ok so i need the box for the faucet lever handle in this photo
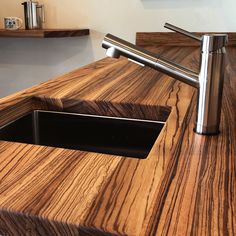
[164,23,202,42]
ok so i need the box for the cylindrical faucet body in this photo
[195,35,227,134]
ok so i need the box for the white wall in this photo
[0,0,235,97]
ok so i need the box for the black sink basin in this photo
[0,110,165,158]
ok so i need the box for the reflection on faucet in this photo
[102,23,228,135]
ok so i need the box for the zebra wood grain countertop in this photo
[0,46,235,236]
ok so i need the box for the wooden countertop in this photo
[0,45,235,235]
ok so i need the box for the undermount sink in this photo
[0,110,165,158]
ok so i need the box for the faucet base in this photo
[194,124,220,135]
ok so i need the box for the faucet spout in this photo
[102,34,199,88]
[102,24,228,135]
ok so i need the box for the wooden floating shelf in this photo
[0,28,89,38]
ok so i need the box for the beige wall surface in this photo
[0,0,235,97]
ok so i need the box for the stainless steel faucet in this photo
[102,23,228,135]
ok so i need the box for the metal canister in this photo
[22,1,45,29]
